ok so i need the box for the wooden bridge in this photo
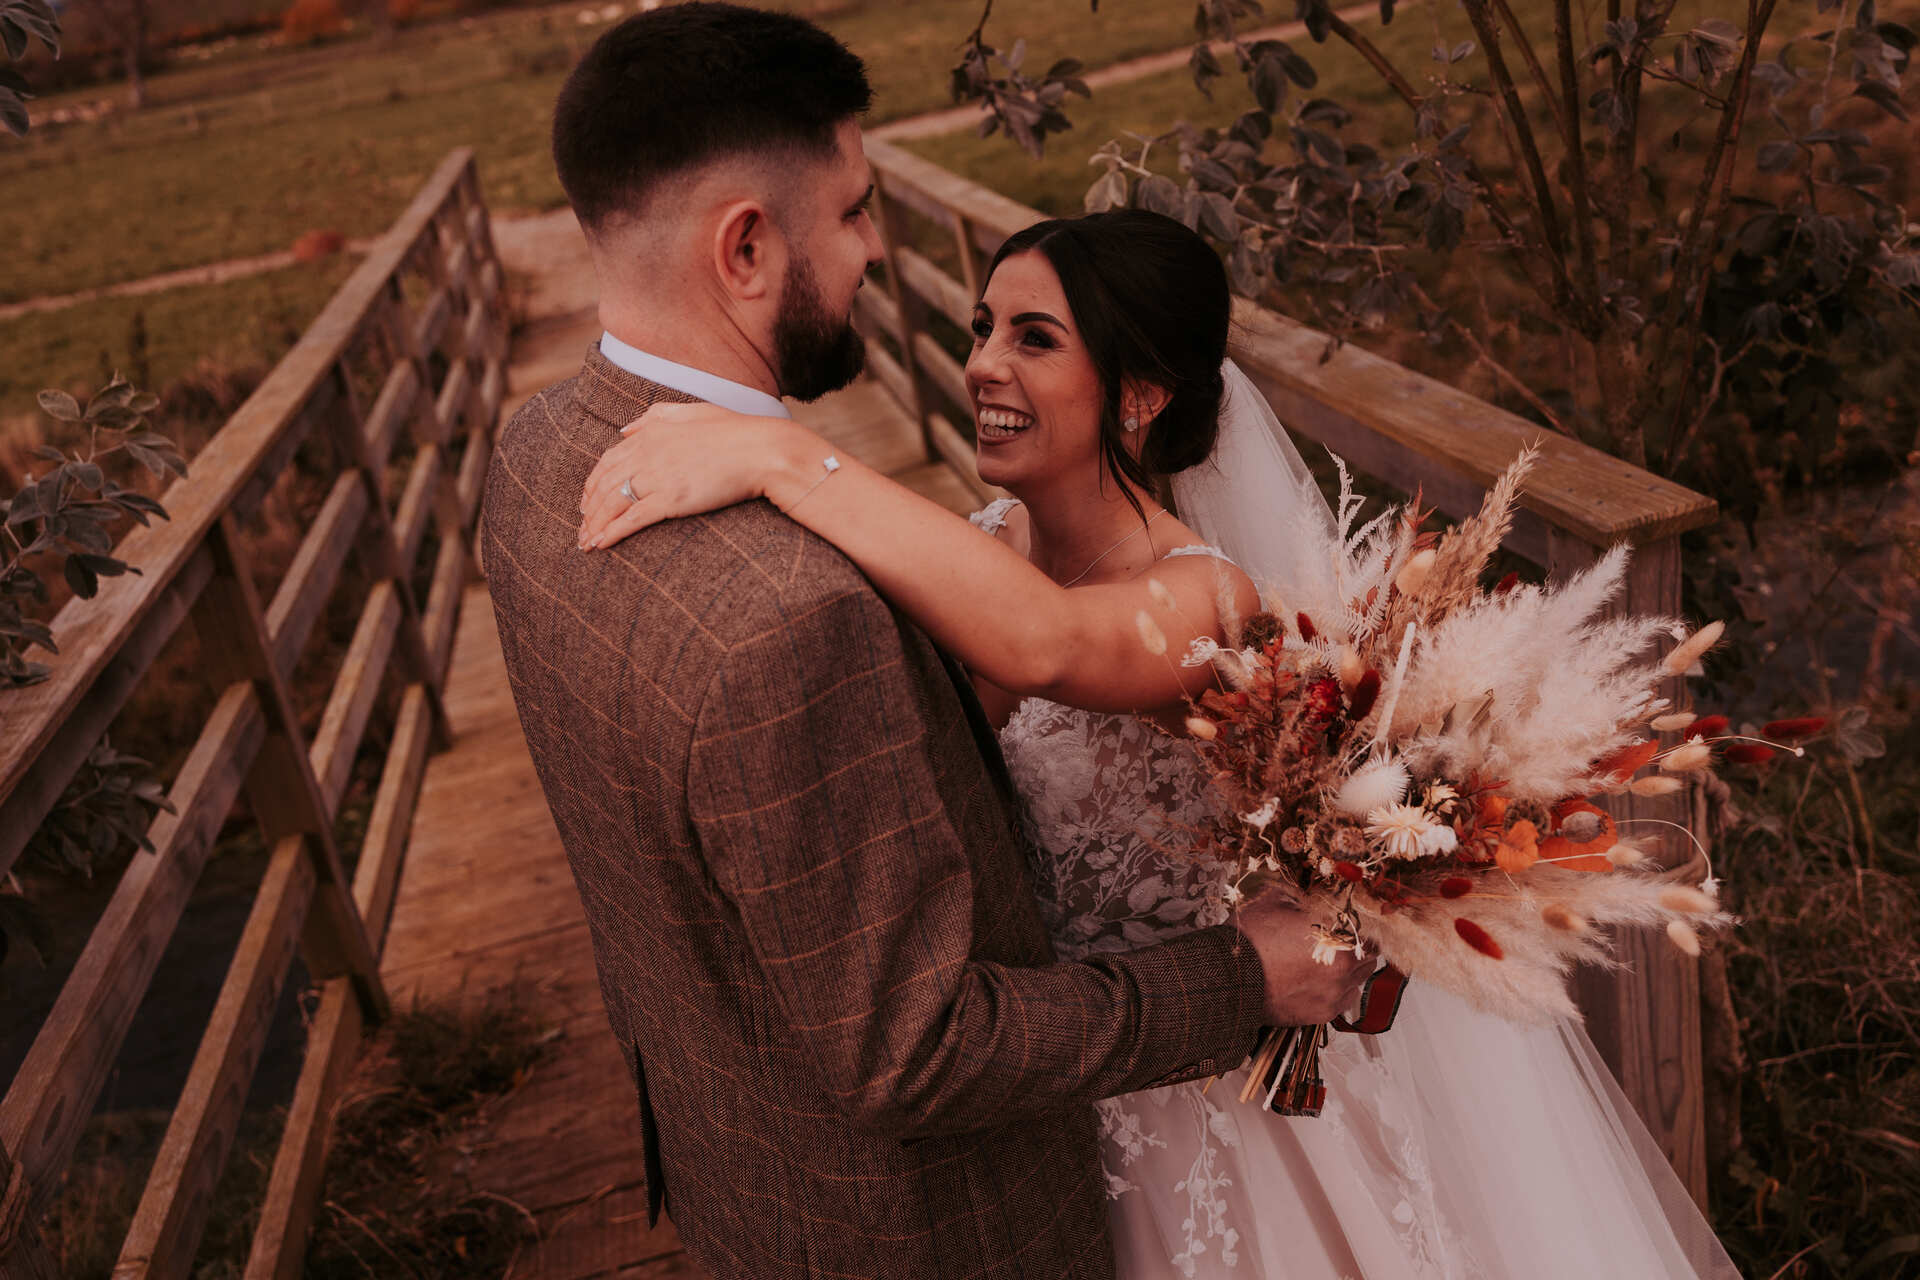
[0,141,1716,1277]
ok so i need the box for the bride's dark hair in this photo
[984,209,1230,512]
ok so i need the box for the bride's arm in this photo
[578,403,1259,715]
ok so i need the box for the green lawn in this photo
[0,257,357,422]
[1,0,1219,304]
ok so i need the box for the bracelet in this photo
[788,453,841,514]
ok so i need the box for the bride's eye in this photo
[970,317,992,342]
[1021,328,1056,351]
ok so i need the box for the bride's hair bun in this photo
[985,210,1230,501]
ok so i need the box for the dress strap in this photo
[1160,544,1240,570]
[969,496,1022,536]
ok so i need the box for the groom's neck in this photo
[599,297,779,398]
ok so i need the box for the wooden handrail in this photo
[0,149,509,1274]
[862,133,1716,1205]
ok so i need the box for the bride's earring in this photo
[1123,415,1141,433]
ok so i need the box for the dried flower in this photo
[1628,776,1683,797]
[1541,903,1588,933]
[1241,611,1282,649]
[1605,842,1648,867]
[1347,669,1382,722]
[1684,714,1730,741]
[1659,886,1718,915]
[1135,610,1168,656]
[1280,826,1308,855]
[1394,548,1436,597]
[1495,819,1540,873]
[1367,804,1439,860]
[1454,917,1504,959]
[1147,576,1179,613]
[1651,712,1697,732]
[1335,757,1410,816]
[1440,876,1473,899]
[1762,717,1826,740]
[1663,620,1725,675]
[1241,797,1281,831]
[1296,611,1319,642]
[1666,920,1702,956]
[1337,645,1366,690]
[1309,925,1355,966]
[1185,716,1218,740]
[1658,742,1713,772]
[1724,743,1775,764]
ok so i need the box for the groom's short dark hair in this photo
[553,2,872,236]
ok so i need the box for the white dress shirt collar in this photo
[598,331,791,420]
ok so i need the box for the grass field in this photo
[2,0,1223,305]
[0,257,356,420]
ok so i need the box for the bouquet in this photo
[1168,449,1818,1115]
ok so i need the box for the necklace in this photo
[1061,509,1168,588]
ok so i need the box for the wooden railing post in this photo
[193,516,389,1022]
[1550,529,1710,1207]
[871,185,936,460]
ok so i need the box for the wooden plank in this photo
[1555,532,1709,1207]
[477,359,506,436]
[911,331,971,420]
[855,283,903,345]
[241,978,364,1280]
[1230,300,1717,548]
[422,537,470,685]
[0,683,266,1209]
[263,472,369,682]
[392,445,444,572]
[895,247,974,333]
[115,836,317,1278]
[865,137,1042,250]
[951,213,983,301]
[359,361,423,480]
[309,583,403,818]
[458,426,493,527]
[413,287,454,358]
[0,1102,74,1276]
[863,339,915,422]
[197,517,388,1018]
[435,359,473,441]
[925,414,1005,508]
[0,545,214,878]
[230,379,342,523]
[353,684,435,955]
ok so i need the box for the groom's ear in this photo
[711,199,782,303]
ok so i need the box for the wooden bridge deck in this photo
[378,300,979,1276]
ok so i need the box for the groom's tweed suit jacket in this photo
[480,346,1269,1280]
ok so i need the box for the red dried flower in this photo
[1762,717,1826,740]
[1333,861,1366,882]
[1454,917,1504,959]
[1440,876,1473,899]
[1304,676,1342,723]
[1591,739,1659,785]
[1296,612,1319,642]
[1724,743,1775,764]
[1494,571,1521,595]
[1348,670,1382,721]
[1684,714,1730,741]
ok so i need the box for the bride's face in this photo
[964,251,1106,492]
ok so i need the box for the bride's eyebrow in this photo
[1009,311,1066,330]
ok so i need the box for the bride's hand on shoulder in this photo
[577,402,808,550]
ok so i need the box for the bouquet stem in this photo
[1239,1024,1330,1117]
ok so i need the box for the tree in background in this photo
[955,0,1917,512]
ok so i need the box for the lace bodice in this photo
[969,498,1239,961]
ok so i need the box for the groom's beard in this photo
[773,252,865,403]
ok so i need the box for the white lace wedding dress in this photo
[972,498,1740,1280]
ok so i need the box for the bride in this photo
[575,209,1739,1279]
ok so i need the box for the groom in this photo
[481,5,1363,1276]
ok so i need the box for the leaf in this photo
[1084,169,1128,213]
[1452,40,1475,62]
[1251,53,1289,111]
[64,555,98,599]
[1199,191,1241,239]
[1832,706,1886,765]
[1136,174,1185,217]
[1851,79,1911,121]
[5,482,40,527]
[1756,140,1800,172]
[0,85,25,138]
[35,389,80,422]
